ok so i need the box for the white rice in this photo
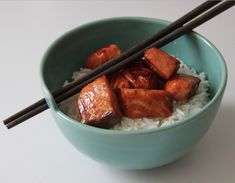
[59,62,210,131]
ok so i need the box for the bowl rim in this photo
[40,16,227,135]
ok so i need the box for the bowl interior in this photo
[41,17,226,117]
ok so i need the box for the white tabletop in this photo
[0,1,235,183]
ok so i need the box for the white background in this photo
[0,1,235,183]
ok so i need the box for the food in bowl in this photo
[85,44,121,69]
[78,75,122,128]
[59,44,210,130]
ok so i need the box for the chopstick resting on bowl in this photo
[3,0,235,129]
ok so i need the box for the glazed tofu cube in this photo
[164,74,201,101]
[118,89,173,118]
[144,48,180,80]
[77,75,122,128]
[85,44,121,69]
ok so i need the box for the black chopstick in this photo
[4,0,235,129]
[3,0,221,126]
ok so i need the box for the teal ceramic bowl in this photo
[40,17,227,170]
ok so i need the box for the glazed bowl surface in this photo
[40,17,227,170]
